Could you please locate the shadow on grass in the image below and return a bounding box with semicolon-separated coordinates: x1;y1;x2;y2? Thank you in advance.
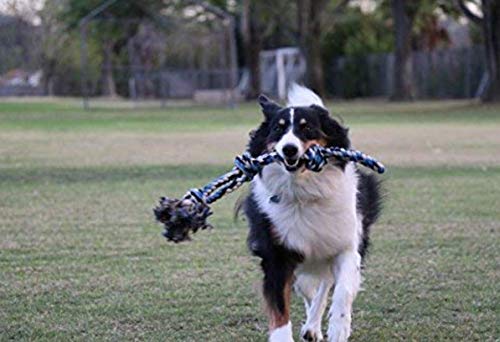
0;164;229;185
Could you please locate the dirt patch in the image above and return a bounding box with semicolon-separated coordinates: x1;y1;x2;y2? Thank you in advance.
351;124;500;167
1;124;499;168
0;129;250;168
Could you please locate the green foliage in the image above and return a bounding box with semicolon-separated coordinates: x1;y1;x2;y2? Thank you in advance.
61;0;159;28
60;0;156;49
258;0;298;48
377;0;462;46
34;0;100;95
55;0;168;96
323;1;461;60
321;7;393;97
322;7;393;60
52;32;102;95
321;1;467;97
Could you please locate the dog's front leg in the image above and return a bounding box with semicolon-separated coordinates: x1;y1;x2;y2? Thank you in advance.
300;277;333;342
327;250;361;342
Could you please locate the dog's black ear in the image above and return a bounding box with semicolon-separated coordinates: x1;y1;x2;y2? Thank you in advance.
310;104;329;115
314;105;350;149
258;94;281;120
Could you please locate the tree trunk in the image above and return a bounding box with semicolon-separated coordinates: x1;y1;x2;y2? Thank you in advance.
298;0;328;98
242;0;262;99
41;57;56;96
481;0;500;102
390;0;414;101
101;41;117;97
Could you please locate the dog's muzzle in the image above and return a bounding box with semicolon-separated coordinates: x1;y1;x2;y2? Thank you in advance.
281;144;301;171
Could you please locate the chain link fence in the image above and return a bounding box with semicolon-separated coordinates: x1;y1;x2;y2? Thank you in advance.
0;9;487;104
78;1;238;109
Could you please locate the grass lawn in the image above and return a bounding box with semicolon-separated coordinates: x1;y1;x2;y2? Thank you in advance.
0;98;499;341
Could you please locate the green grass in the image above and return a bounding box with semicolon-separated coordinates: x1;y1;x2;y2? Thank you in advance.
0;99;499;132
0;98;499;341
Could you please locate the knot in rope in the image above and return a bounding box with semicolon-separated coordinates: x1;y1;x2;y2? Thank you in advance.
234;152;266;179
332;147;385;174
303;145;328;172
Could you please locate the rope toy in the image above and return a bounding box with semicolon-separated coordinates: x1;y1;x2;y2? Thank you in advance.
154;145;385;243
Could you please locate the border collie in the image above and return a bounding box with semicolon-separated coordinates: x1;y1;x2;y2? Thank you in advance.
241;84;382;342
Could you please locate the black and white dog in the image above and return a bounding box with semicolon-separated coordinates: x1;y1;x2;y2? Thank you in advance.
241;84;382;342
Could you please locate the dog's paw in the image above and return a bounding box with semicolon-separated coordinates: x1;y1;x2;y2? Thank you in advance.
326;314;351;342
301;324;323;342
269;321;294;342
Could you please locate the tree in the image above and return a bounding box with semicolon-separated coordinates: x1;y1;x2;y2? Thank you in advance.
61;0;160;97
390;0;416;101
388;0;455;100
38;0;70;95
321;7;395;98
240;0;297;99
241;0;262;99
297;0;350;98
457;0;500;102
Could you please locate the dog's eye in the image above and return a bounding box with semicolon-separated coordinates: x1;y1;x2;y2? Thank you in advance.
274;125;283;132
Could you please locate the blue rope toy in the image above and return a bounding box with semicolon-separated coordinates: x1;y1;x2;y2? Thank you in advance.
154;145;385;243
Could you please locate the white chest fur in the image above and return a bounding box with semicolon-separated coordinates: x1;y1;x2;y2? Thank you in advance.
253;163;360;260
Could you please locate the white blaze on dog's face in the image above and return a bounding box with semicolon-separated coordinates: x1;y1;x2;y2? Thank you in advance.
258;94;349;172
274;108;305;171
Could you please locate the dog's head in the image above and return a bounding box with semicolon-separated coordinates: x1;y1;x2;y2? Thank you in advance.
248;94;350;172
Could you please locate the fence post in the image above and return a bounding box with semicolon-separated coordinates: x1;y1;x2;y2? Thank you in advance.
228;17;238;107
465;48;472;98
128;77;137;108
387;53;394;97
276;50;286;100
160;72;166;108
80;22;89;110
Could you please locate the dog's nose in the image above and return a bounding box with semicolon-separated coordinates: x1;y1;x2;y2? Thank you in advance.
282;144;298;158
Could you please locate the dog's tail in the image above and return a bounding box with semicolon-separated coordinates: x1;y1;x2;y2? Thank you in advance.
287;83;325;108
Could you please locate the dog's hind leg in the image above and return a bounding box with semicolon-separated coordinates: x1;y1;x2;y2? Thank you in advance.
294;273;319;312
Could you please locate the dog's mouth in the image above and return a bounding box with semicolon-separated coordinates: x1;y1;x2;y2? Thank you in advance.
283;157;301;172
